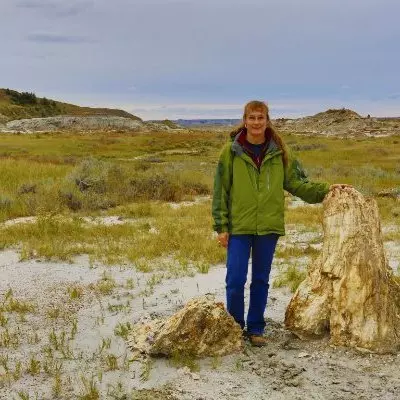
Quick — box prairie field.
[0,129,399,284]
[0,129,399,399]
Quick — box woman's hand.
[329,184,353,191]
[217,232,229,248]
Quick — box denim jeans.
[225,234,278,335]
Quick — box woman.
[212,100,348,347]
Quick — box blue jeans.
[226,234,278,335]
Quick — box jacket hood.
[231,127,279,156]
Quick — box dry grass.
[0,130,398,269]
[273,264,307,292]
[0,202,225,269]
[0,129,398,399]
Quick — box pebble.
[288,378,301,387]
[177,366,191,376]
[298,352,310,358]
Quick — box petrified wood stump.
[285,188,400,353]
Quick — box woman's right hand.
[217,232,229,248]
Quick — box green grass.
[78,375,100,400]
[0,130,398,266]
[0,202,226,267]
[0,155,213,221]
[275,244,320,259]
[169,350,200,372]
[285,205,323,227]
[273,264,307,292]
[0,130,224,162]
[283,133,400,194]
[0,289,36,314]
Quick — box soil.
[0,226,399,399]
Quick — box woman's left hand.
[329,184,353,191]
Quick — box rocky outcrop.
[285,188,400,353]
[128,295,243,357]
[274,109,400,137]
[0,116,179,133]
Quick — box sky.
[1,0,400,120]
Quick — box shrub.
[68,158,124,194]
[18,183,37,195]
[9,90,38,105]
[291,143,327,151]
[180,181,209,196]
[59,191,82,211]
[129,175,182,201]
[0,196,13,210]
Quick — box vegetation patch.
[273,264,307,292]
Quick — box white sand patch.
[0,220,399,398]
[168,195,210,209]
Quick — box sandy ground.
[0,227,399,399]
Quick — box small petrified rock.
[285,188,400,353]
[128,295,243,357]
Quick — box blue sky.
[1,0,399,119]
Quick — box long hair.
[231,100,288,167]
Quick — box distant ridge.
[167,108,400,136]
[174,118,241,127]
[0,88,141,122]
[274,108,400,136]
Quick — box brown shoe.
[248,334,268,347]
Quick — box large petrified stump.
[285,188,400,353]
[128,295,243,357]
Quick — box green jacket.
[212,134,330,235]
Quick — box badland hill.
[177,108,400,137]
[0,88,140,122]
[0,89,179,133]
[274,108,400,137]
[1,89,398,136]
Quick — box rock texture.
[128,295,243,357]
[0,115,179,133]
[285,188,400,353]
[274,108,400,137]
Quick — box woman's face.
[245,110,267,141]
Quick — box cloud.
[26,32,94,44]
[122,103,243,120]
[117,98,400,120]
[16,0,92,17]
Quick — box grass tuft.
[169,350,200,372]
[273,264,307,292]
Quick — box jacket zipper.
[241,151,281,192]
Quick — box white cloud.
[26,32,94,44]
[16,0,93,17]
[112,100,400,120]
